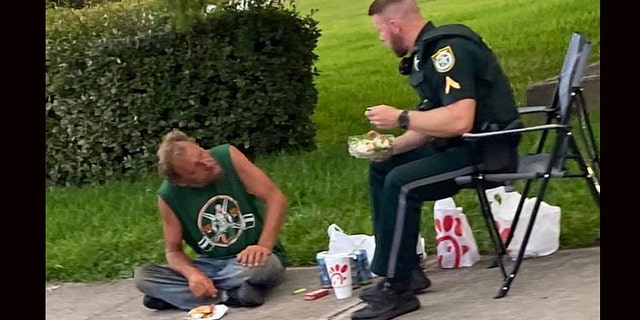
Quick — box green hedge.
[46,0,321,187]
[46,0,120,10]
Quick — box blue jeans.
[134,254,285,310]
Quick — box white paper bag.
[486,186,561,260]
[433,198,480,268]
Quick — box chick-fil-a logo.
[328,263,349,285]
[435,214,471,268]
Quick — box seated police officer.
[352,1,522,319]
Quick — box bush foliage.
[46,0,321,187]
[46,0,121,10]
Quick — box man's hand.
[365,105,403,129]
[237,245,272,267]
[187,271,218,298]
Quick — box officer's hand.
[237,245,272,267]
[365,105,403,129]
[187,271,218,298]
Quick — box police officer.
[351,1,521,319]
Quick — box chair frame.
[454,31,600,299]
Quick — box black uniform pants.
[368,142,480,279]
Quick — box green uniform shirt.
[409,21,520,131]
[157,144,287,264]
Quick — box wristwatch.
[398,110,410,129]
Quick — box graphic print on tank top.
[196,194,256,250]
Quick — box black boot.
[142,295,177,310]
[409,267,431,294]
[359,267,430,301]
[351,278,420,320]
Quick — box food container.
[347,132,395,160]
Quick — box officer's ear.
[387,19,402,34]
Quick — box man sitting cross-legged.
[134,129,288,311]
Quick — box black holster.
[475,120,523,173]
[431,137,464,151]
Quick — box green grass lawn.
[46,0,601,283]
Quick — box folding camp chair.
[454,31,600,299]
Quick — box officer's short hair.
[368,0,419,16]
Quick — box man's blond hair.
[157,129,195,182]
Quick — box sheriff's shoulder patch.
[431,45,455,73]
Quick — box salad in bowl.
[348,131,395,160]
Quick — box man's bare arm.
[158,196,217,297]
[366,98,477,138]
[391,130,431,155]
[158,196,199,276]
[229,146,287,251]
[406,98,476,137]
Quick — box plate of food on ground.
[187,304,228,319]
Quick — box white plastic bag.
[433,197,481,268]
[327,224,426,267]
[486,186,561,260]
[327,224,376,265]
[416,236,427,269]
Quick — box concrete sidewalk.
[46,246,600,320]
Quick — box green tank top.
[157,144,287,263]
